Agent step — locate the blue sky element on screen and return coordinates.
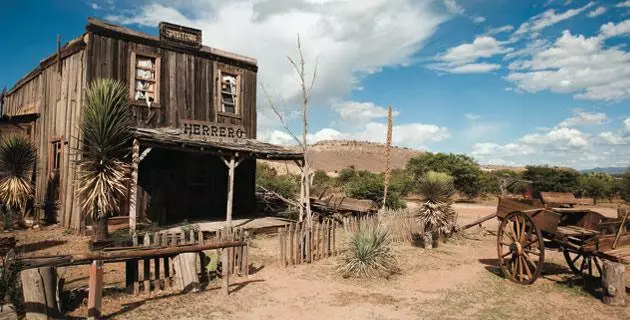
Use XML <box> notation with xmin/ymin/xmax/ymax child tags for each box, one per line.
<box><xmin>1</xmin><ymin>0</ymin><xmax>630</xmax><ymax>169</ymax></box>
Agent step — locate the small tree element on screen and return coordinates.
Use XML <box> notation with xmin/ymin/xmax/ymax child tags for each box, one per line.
<box><xmin>622</xmin><ymin>169</ymin><xmax>630</xmax><ymax>202</ymax></box>
<box><xmin>406</xmin><ymin>153</ymin><xmax>482</xmax><ymax>198</ymax></box>
<box><xmin>0</xmin><ymin>136</ymin><xmax>36</xmax><ymax>228</ymax></box>
<box><xmin>415</xmin><ymin>171</ymin><xmax>456</xmax><ymax>248</ymax></box>
<box><xmin>77</xmin><ymin>79</ymin><xmax>132</xmax><ymax>242</ymax></box>
<box><xmin>578</xmin><ymin>172</ymin><xmax>614</xmax><ymax>204</ymax></box>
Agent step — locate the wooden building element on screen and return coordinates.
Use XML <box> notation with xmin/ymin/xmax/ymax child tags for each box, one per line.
<box><xmin>0</xmin><ymin>18</ymin><xmax>303</xmax><ymax>231</ymax></box>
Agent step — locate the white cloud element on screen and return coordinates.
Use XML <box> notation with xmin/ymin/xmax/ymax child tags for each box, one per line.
<box><xmin>465</xmin><ymin>113</ymin><xmax>480</xmax><ymax>120</ymax></box>
<box><xmin>599</xmin><ymin>131</ymin><xmax>628</xmax><ymax>145</ymax></box>
<box><xmin>443</xmin><ymin>0</ymin><xmax>465</xmax><ymax>15</ymax></box>
<box><xmin>506</xmin><ymin>25</ymin><xmax>630</xmax><ymax>101</ymax></box>
<box><xmin>472</xmin><ymin>16</ymin><xmax>486</xmax><ymax>24</ymax></box>
<box><xmin>587</xmin><ymin>6</ymin><xmax>607</xmax><ymax>18</ymax></box>
<box><xmin>107</xmin><ymin>0</ymin><xmax>447</xmax><ymax>120</ymax></box>
<box><xmin>331</xmin><ymin>100</ymin><xmax>398</xmax><ymax>123</ymax></box>
<box><xmin>624</xmin><ymin>118</ymin><xmax>630</xmax><ymax>132</ymax></box>
<box><xmin>486</xmin><ymin>25</ymin><xmax>514</xmax><ymax>35</ymax></box>
<box><xmin>512</xmin><ymin>2</ymin><xmax>595</xmax><ymax>39</ymax></box>
<box><xmin>599</xmin><ymin>19</ymin><xmax>630</xmax><ymax>39</ymax></box>
<box><xmin>90</xmin><ymin>3</ymin><xmax>101</xmax><ymax>10</ymax></box>
<box><xmin>429</xmin><ymin>36</ymin><xmax>511</xmax><ymax>73</ymax></box>
<box><xmin>617</xmin><ymin>1</ymin><xmax>630</xmax><ymax>8</ymax></box>
<box><xmin>557</xmin><ymin>111</ymin><xmax>607</xmax><ymax>127</ymax></box>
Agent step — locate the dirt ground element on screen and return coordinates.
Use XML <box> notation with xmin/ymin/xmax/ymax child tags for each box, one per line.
<box><xmin>4</xmin><ymin>203</ymin><xmax>630</xmax><ymax>319</ymax></box>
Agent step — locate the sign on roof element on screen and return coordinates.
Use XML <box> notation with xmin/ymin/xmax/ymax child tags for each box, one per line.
<box><xmin>159</xmin><ymin>22</ymin><xmax>202</xmax><ymax>48</ymax></box>
<box><xmin>181</xmin><ymin>119</ymin><xmax>247</xmax><ymax>141</ymax></box>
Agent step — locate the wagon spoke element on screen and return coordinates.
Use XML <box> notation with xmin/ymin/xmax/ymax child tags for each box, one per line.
<box><xmin>521</xmin><ymin>256</ymin><xmax>533</xmax><ymax>280</ymax></box>
<box><xmin>594</xmin><ymin>257</ymin><xmax>603</xmax><ymax>276</ymax></box>
<box><xmin>588</xmin><ymin>257</ymin><xmax>593</xmax><ymax>277</ymax></box>
<box><xmin>571</xmin><ymin>253</ymin><xmax>581</xmax><ymax>264</ymax></box>
<box><xmin>522</xmin><ymin>239</ymin><xmax>538</xmax><ymax>249</ymax></box>
<box><xmin>502</xmin><ymin>251</ymin><xmax>513</xmax><ymax>258</ymax></box>
<box><xmin>524</xmin><ymin>249</ymin><xmax>540</xmax><ymax>256</ymax></box>
<box><xmin>579</xmin><ymin>257</ymin><xmax>587</xmax><ymax>273</ymax></box>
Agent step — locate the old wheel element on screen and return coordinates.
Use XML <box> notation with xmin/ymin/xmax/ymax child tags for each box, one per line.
<box><xmin>562</xmin><ymin>248</ymin><xmax>602</xmax><ymax>279</ymax></box>
<box><xmin>497</xmin><ymin>211</ymin><xmax>545</xmax><ymax>285</ymax></box>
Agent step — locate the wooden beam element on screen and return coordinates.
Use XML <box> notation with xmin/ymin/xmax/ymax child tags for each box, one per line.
<box><xmin>139</xmin><ymin>147</ymin><xmax>153</xmax><ymax>162</ymax></box>
<box><xmin>57</xmin><ymin>34</ymin><xmax>62</xmax><ymax>73</ymax></box>
<box><xmin>129</xmin><ymin>138</ymin><xmax>140</xmax><ymax>233</ymax></box>
<box><xmin>226</xmin><ymin>156</ymin><xmax>236</xmax><ymax>230</ymax></box>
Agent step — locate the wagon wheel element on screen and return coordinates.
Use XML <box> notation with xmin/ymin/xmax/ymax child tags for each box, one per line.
<box><xmin>562</xmin><ymin>248</ymin><xmax>603</xmax><ymax>279</ymax></box>
<box><xmin>497</xmin><ymin>211</ymin><xmax>545</xmax><ymax>285</ymax></box>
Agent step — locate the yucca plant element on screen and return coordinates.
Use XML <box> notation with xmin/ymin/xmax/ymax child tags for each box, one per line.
<box><xmin>0</xmin><ymin>136</ymin><xmax>36</xmax><ymax>229</ymax></box>
<box><xmin>338</xmin><ymin>220</ymin><xmax>398</xmax><ymax>278</ymax></box>
<box><xmin>416</xmin><ymin>171</ymin><xmax>457</xmax><ymax>248</ymax></box>
<box><xmin>77</xmin><ymin>79</ymin><xmax>132</xmax><ymax>241</ymax></box>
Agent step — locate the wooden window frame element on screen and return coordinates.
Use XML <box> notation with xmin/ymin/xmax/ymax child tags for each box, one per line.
<box><xmin>215</xmin><ymin>66</ymin><xmax>242</xmax><ymax>119</ymax></box>
<box><xmin>48</xmin><ymin>136</ymin><xmax>64</xmax><ymax>203</ymax></box>
<box><xmin>129</xmin><ymin>50</ymin><xmax>161</xmax><ymax>107</ymax></box>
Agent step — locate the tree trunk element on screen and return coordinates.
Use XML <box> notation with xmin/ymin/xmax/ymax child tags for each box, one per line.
<box><xmin>172</xmin><ymin>252</ymin><xmax>199</xmax><ymax>293</ymax></box>
<box><xmin>92</xmin><ymin>217</ymin><xmax>108</xmax><ymax>242</ymax></box>
<box><xmin>602</xmin><ymin>260</ymin><xmax>626</xmax><ymax>306</ymax></box>
<box><xmin>20</xmin><ymin>267</ymin><xmax>62</xmax><ymax>320</ymax></box>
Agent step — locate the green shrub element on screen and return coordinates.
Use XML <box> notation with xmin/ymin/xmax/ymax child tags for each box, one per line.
<box><xmin>338</xmin><ymin>221</ymin><xmax>398</xmax><ymax>278</ymax></box>
<box><xmin>406</xmin><ymin>153</ymin><xmax>482</xmax><ymax>198</ymax></box>
<box><xmin>344</xmin><ymin>171</ymin><xmax>406</xmax><ymax>209</ymax></box>
<box><xmin>311</xmin><ymin>170</ymin><xmax>332</xmax><ymax>196</ymax></box>
<box><xmin>415</xmin><ymin>171</ymin><xmax>457</xmax><ymax>247</ymax></box>
<box><xmin>256</xmin><ymin>162</ymin><xmax>299</xmax><ymax>199</ymax></box>
<box><xmin>522</xmin><ymin>165</ymin><xmax>580</xmax><ymax>195</ymax></box>
<box><xmin>621</xmin><ymin>169</ymin><xmax>630</xmax><ymax>202</ymax></box>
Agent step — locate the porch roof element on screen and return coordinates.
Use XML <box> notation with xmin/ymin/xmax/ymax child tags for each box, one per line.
<box><xmin>132</xmin><ymin>127</ymin><xmax>304</xmax><ymax>161</ymax></box>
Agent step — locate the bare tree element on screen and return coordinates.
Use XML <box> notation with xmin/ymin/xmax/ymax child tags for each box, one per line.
<box><xmin>262</xmin><ymin>34</ymin><xmax>318</xmax><ymax>230</ymax></box>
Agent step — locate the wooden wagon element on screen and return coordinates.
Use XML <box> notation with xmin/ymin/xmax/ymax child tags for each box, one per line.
<box><xmin>495</xmin><ymin>195</ymin><xmax>630</xmax><ymax>285</ymax></box>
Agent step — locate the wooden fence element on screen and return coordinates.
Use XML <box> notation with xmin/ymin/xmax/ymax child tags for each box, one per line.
<box><xmin>125</xmin><ymin>227</ymin><xmax>249</xmax><ymax>295</ymax></box>
<box><xmin>278</xmin><ymin>213</ymin><xmax>419</xmax><ymax>266</ymax></box>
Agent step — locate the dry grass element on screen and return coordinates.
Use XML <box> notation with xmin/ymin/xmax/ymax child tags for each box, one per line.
<box><xmin>378</xmin><ymin>208</ymin><xmax>422</xmax><ymax>244</ymax></box>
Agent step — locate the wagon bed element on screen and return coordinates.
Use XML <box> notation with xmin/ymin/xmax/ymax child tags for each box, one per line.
<box><xmin>495</xmin><ymin>196</ymin><xmax>630</xmax><ymax>285</ymax></box>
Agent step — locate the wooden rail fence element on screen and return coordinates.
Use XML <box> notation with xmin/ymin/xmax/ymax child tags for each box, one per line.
<box><xmin>124</xmin><ymin>227</ymin><xmax>249</xmax><ymax>295</ymax></box>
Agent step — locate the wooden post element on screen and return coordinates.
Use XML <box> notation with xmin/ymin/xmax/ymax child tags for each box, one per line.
<box><xmin>143</xmin><ymin>233</ymin><xmax>151</xmax><ymax>294</ymax></box>
<box><xmin>172</xmin><ymin>253</ymin><xmax>200</xmax><ymax>293</ymax></box>
<box><xmin>602</xmin><ymin>260</ymin><xmax>627</xmax><ymax>306</ymax></box>
<box><xmin>20</xmin><ymin>267</ymin><xmax>61</xmax><ymax>320</ymax></box>
<box><xmin>129</xmin><ymin>138</ymin><xmax>140</xmax><ymax>233</ymax></box>
<box><xmin>244</xmin><ymin>231</ymin><xmax>250</xmax><ymax>277</ymax></box>
<box><xmin>221</xmin><ymin>245</ymin><xmax>229</xmax><ymax>295</ymax></box>
<box><xmin>87</xmin><ymin>261</ymin><xmax>104</xmax><ymax>320</ymax></box>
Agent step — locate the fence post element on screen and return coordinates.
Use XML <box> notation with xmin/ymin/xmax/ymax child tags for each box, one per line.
<box><xmin>87</xmin><ymin>260</ymin><xmax>104</xmax><ymax>320</ymax></box>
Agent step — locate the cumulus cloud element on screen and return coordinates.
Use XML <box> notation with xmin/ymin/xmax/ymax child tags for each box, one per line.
<box><xmin>331</xmin><ymin>100</ymin><xmax>398</xmax><ymax>123</ymax></box>
<box><xmin>107</xmin><ymin>0</ymin><xmax>447</xmax><ymax>112</ymax></box>
<box><xmin>429</xmin><ymin>36</ymin><xmax>511</xmax><ymax>73</ymax></box>
<box><xmin>472</xmin><ymin>16</ymin><xmax>486</xmax><ymax>24</ymax></box>
<box><xmin>486</xmin><ymin>25</ymin><xmax>514</xmax><ymax>35</ymax></box>
<box><xmin>617</xmin><ymin>1</ymin><xmax>630</xmax><ymax>8</ymax></box>
<box><xmin>512</xmin><ymin>2</ymin><xmax>594</xmax><ymax>39</ymax></box>
<box><xmin>443</xmin><ymin>0</ymin><xmax>465</xmax><ymax>15</ymax></box>
<box><xmin>557</xmin><ymin>111</ymin><xmax>607</xmax><ymax>127</ymax></box>
<box><xmin>506</xmin><ymin>22</ymin><xmax>630</xmax><ymax>101</ymax></box>
<box><xmin>587</xmin><ymin>6</ymin><xmax>607</xmax><ymax>18</ymax></box>
<box><xmin>264</xmin><ymin>121</ymin><xmax>450</xmax><ymax>149</ymax></box>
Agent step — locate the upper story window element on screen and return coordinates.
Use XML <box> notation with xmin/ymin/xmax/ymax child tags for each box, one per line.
<box><xmin>130</xmin><ymin>51</ymin><xmax>161</xmax><ymax>106</ymax></box>
<box><xmin>217</xmin><ymin>67</ymin><xmax>241</xmax><ymax>117</ymax></box>
<box><xmin>221</xmin><ymin>73</ymin><xmax>238</xmax><ymax>114</ymax></box>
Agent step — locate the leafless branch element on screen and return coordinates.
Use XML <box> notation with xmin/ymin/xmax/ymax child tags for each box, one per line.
<box><xmin>260</xmin><ymin>84</ymin><xmax>302</xmax><ymax>146</ymax></box>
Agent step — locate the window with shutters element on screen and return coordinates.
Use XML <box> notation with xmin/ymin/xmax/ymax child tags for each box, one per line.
<box><xmin>129</xmin><ymin>51</ymin><xmax>161</xmax><ymax>106</ymax></box>
<box><xmin>48</xmin><ymin>138</ymin><xmax>63</xmax><ymax>201</ymax></box>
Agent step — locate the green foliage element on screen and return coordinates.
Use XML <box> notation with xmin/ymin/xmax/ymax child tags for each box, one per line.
<box><xmin>577</xmin><ymin>172</ymin><xmax>615</xmax><ymax>204</ymax></box>
<box><xmin>0</xmin><ymin>136</ymin><xmax>36</xmax><ymax>214</ymax></box>
<box><xmin>77</xmin><ymin>79</ymin><xmax>133</xmax><ymax>220</ymax></box>
<box><xmin>337</xmin><ymin>165</ymin><xmax>357</xmax><ymax>186</ymax></box>
<box><xmin>338</xmin><ymin>221</ymin><xmax>398</xmax><ymax>278</ymax></box>
<box><xmin>311</xmin><ymin>170</ymin><xmax>332</xmax><ymax>196</ymax></box>
<box><xmin>406</xmin><ymin>153</ymin><xmax>483</xmax><ymax>198</ymax></box>
<box><xmin>256</xmin><ymin>162</ymin><xmax>299</xmax><ymax>199</ymax></box>
<box><xmin>479</xmin><ymin>171</ymin><xmax>501</xmax><ymax>194</ymax></box>
<box><xmin>522</xmin><ymin>165</ymin><xmax>580</xmax><ymax>195</ymax></box>
<box><xmin>343</xmin><ymin>169</ymin><xmax>406</xmax><ymax>209</ymax></box>
<box><xmin>622</xmin><ymin>169</ymin><xmax>630</xmax><ymax>202</ymax></box>
<box><xmin>416</xmin><ymin>171</ymin><xmax>457</xmax><ymax>238</ymax></box>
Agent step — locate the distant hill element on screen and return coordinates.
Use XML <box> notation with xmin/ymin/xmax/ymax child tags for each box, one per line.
<box><xmin>581</xmin><ymin>167</ymin><xmax>628</xmax><ymax>175</ymax></box>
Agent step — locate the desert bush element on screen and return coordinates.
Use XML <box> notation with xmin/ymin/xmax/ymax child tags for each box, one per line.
<box><xmin>415</xmin><ymin>171</ymin><xmax>457</xmax><ymax>248</ymax></box>
<box><xmin>311</xmin><ymin>170</ymin><xmax>332</xmax><ymax>196</ymax></box>
<box><xmin>577</xmin><ymin>172</ymin><xmax>615</xmax><ymax>204</ymax></box>
<box><xmin>256</xmin><ymin>162</ymin><xmax>299</xmax><ymax>199</ymax></box>
<box><xmin>339</xmin><ymin>220</ymin><xmax>398</xmax><ymax>278</ymax></box>
<box><xmin>344</xmin><ymin>171</ymin><xmax>406</xmax><ymax>209</ymax></box>
<box><xmin>522</xmin><ymin>165</ymin><xmax>580</xmax><ymax>195</ymax></box>
<box><xmin>0</xmin><ymin>136</ymin><xmax>36</xmax><ymax>227</ymax></box>
<box><xmin>406</xmin><ymin>153</ymin><xmax>482</xmax><ymax>198</ymax></box>
<box><xmin>621</xmin><ymin>169</ymin><xmax>630</xmax><ymax>202</ymax></box>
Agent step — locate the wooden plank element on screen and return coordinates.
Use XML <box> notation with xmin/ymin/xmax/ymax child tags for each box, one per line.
<box><xmin>288</xmin><ymin>223</ymin><xmax>294</xmax><ymax>266</ymax></box>
<box><xmin>87</xmin><ymin>261</ymin><xmax>104</xmax><ymax>320</ymax></box>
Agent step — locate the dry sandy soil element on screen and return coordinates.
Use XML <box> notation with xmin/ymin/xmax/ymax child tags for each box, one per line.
<box><xmin>4</xmin><ymin>203</ymin><xmax>630</xmax><ymax>319</ymax></box>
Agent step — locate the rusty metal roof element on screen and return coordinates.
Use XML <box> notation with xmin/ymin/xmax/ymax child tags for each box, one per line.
<box><xmin>132</xmin><ymin>127</ymin><xmax>303</xmax><ymax>160</ymax></box>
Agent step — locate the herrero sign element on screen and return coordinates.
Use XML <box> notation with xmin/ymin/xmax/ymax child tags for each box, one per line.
<box><xmin>159</xmin><ymin>22</ymin><xmax>202</xmax><ymax>48</ymax></box>
<box><xmin>182</xmin><ymin>120</ymin><xmax>247</xmax><ymax>141</ymax></box>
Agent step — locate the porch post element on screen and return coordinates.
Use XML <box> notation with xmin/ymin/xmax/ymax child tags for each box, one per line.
<box><xmin>129</xmin><ymin>138</ymin><xmax>139</xmax><ymax>233</ymax></box>
<box><xmin>226</xmin><ymin>156</ymin><xmax>236</xmax><ymax>230</ymax></box>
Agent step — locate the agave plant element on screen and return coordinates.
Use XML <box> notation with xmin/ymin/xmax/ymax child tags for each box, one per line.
<box><xmin>0</xmin><ymin>136</ymin><xmax>36</xmax><ymax>228</ymax></box>
<box><xmin>416</xmin><ymin>171</ymin><xmax>457</xmax><ymax>248</ymax></box>
<box><xmin>338</xmin><ymin>220</ymin><xmax>398</xmax><ymax>278</ymax></box>
<box><xmin>77</xmin><ymin>79</ymin><xmax>132</xmax><ymax>241</ymax></box>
